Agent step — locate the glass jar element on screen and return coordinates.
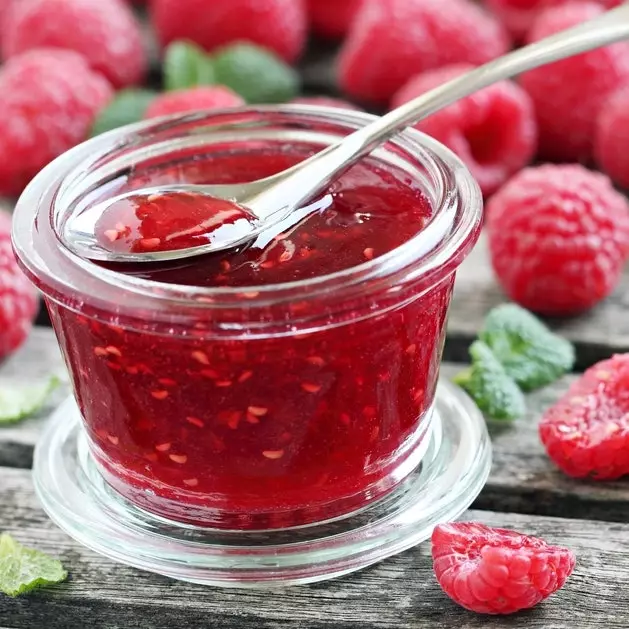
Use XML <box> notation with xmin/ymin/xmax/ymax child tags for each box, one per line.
<box><xmin>13</xmin><ymin>107</ymin><xmax>482</xmax><ymax>530</ymax></box>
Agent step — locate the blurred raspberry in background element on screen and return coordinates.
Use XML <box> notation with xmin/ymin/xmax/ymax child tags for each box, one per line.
<box><xmin>338</xmin><ymin>0</ymin><xmax>511</xmax><ymax>105</ymax></box>
<box><xmin>307</xmin><ymin>0</ymin><xmax>363</xmax><ymax>39</ymax></box>
<box><xmin>519</xmin><ymin>1</ymin><xmax>629</xmax><ymax>161</ymax></box>
<box><xmin>0</xmin><ymin>48</ymin><xmax>112</xmax><ymax>196</ymax></box>
<box><xmin>391</xmin><ymin>64</ymin><xmax>538</xmax><ymax>196</ymax></box>
<box><xmin>486</xmin><ymin>0</ymin><xmax>622</xmax><ymax>39</ymax></box>
<box><xmin>2</xmin><ymin>0</ymin><xmax>146</xmax><ymax>87</ymax></box>
<box><xmin>150</xmin><ymin>0</ymin><xmax>307</xmax><ymax>63</ymax></box>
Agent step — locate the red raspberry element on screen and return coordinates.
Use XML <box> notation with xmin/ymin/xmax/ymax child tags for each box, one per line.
<box><xmin>0</xmin><ymin>211</ymin><xmax>38</xmax><ymax>360</ymax></box>
<box><xmin>485</xmin><ymin>0</ymin><xmax>621</xmax><ymax>40</ymax></box>
<box><xmin>338</xmin><ymin>0</ymin><xmax>510</xmax><ymax>105</ymax></box>
<box><xmin>151</xmin><ymin>0</ymin><xmax>307</xmax><ymax>63</ymax></box>
<box><xmin>595</xmin><ymin>86</ymin><xmax>629</xmax><ymax>189</ymax></box>
<box><xmin>519</xmin><ymin>2</ymin><xmax>629</xmax><ymax>162</ymax></box>
<box><xmin>391</xmin><ymin>64</ymin><xmax>537</xmax><ymax>196</ymax></box>
<box><xmin>0</xmin><ymin>0</ymin><xmax>18</xmax><ymax>32</ymax></box>
<box><xmin>290</xmin><ymin>96</ymin><xmax>363</xmax><ymax>111</ymax></box>
<box><xmin>432</xmin><ymin>522</ymin><xmax>576</xmax><ymax>615</ymax></box>
<box><xmin>2</xmin><ymin>0</ymin><xmax>146</xmax><ymax>89</ymax></box>
<box><xmin>307</xmin><ymin>0</ymin><xmax>363</xmax><ymax>39</ymax></box>
<box><xmin>144</xmin><ymin>87</ymin><xmax>245</xmax><ymax>120</ymax></box>
<box><xmin>540</xmin><ymin>354</ymin><xmax>629</xmax><ymax>480</ymax></box>
<box><xmin>487</xmin><ymin>164</ymin><xmax>629</xmax><ymax>316</ymax></box>
<box><xmin>0</xmin><ymin>49</ymin><xmax>113</xmax><ymax>197</ymax></box>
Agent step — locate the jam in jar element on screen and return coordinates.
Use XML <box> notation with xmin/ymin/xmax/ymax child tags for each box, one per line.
<box><xmin>13</xmin><ymin>108</ymin><xmax>482</xmax><ymax>529</ymax></box>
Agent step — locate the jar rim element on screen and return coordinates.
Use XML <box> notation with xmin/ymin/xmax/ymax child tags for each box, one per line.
<box><xmin>12</xmin><ymin>105</ymin><xmax>482</xmax><ymax>315</ymax></box>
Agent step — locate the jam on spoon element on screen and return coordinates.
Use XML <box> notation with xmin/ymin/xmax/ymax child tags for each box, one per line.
<box><xmin>93</xmin><ymin>191</ymin><xmax>256</xmax><ymax>254</ymax></box>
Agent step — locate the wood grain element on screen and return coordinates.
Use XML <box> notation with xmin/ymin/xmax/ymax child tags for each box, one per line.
<box><xmin>2</xmin><ymin>328</ymin><xmax>628</xmax><ymax>522</ymax></box>
<box><xmin>0</xmin><ymin>466</ymin><xmax>626</xmax><ymax>629</ymax></box>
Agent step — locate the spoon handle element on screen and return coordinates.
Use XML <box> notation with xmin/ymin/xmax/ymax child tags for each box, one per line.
<box><xmin>253</xmin><ymin>2</ymin><xmax>629</xmax><ymax>215</ymax></box>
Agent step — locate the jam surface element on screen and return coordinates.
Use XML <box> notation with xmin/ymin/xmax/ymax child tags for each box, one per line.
<box><xmin>97</xmin><ymin>148</ymin><xmax>433</xmax><ymax>287</ymax></box>
<box><xmin>49</xmin><ymin>145</ymin><xmax>454</xmax><ymax>529</ymax></box>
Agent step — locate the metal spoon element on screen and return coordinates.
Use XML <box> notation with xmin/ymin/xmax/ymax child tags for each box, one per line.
<box><xmin>64</xmin><ymin>2</ymin><xmax>629</xmax><ymax>264</ymax></box>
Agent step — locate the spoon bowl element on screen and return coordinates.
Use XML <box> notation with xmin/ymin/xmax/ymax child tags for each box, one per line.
<box><xmin>66</xmin><ymin>177</ymin><xmax>336</xmax><ymax>263</ymax></box>
<box><xmin>62</xmin><ymin>2</ymin><xmax>629</xmax><ymax>264</ymax></box>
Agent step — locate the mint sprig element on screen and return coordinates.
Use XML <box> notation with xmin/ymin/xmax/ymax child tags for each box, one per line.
<box><xmin>160</xmin><ymin>40</ymin><xmax>300</xmax><ymax>104</ymax></box>
<box><xmin>91</xmin><ymin>89</ymin><xmax>158</xmax><ymax>137</ymax></box>
<box><xmin>164</xmin><ymin>41</ymin><xmax>216</xmax><ymax>91</ymax></box>
<box><xmin>0</xmin><ymin>534</ymin><xmax>67</xmax><ymax>597</ymax></box>
<box><xmin>212</xmin><ymin>43</ymin><xmax>300</xmax><ymax>104</ymax></box>
<box><xmin>454</xmin><ymin>304</ymin><xmax>575</xmax><ymax>421</ymax></box>
<box><xmin>0</xmin><ymin>375</ymin><xmax>60</xmax><ymax>424</ymax></box>
<box><xmin>480</xmin><ymin>304</ymin><xmax>575</xmax><ymax>391</ymax></box>
<box><xmin>454</xmin><ymin>341</ymin><xmax>526</xmax><ymax>421</ymax></box>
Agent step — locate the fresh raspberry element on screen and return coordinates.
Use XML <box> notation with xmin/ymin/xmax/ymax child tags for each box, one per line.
<box><xmin>595</xmin><ymin>86</ymin><xmax>629</xmax><ymax>189</ymax></box>
<box><xmin>487</xmin><ymin>164</ymin><xmax>629</xmax><ymax>316</ymax></box>
<box><xmin>391</xmin><ymin>64</ymin><xmax>537</xmax><ymax>196</ymax></box>
<box><xmin>307</xmin><ymin>0</ymin><xmax>363</xmax><ymax>39</ymax></box>
<box><xmin>2</xmin><ymin>0</ymin><xmax>146</xmax><ymax>89</ymax></box>
<box><xmin>0</xmin><ymin>49</ymin><xmax>113</xmax><ymax>197</ymax></box>
<box><xmin>0</xmin><ymin>0</ymin><xmax>18</xmax><ymax>33</ymax></box>
<box><xmin>485</xmin><ymin>0</ymin><xmax>621</xmax><ymax>40</ymax></box>
<box><xmin>290</xmin><ymin>96</ymin><xmax>363</xmax><ymax>111</ymax></box>
<box><xmin>519</xmin><ymin>2</ymin><xmax>629</xmax><ymax>162</ymax></box>
<box><xmin>432</xmin><ymin>522</ymin><xmax>576</xmax><ymax>615</ymax></box>
<box><xmin>0</xmin><ymin>211</ymin><xmax>38</xmax><ymax>360</ymax></box>
<box><xmin>338</xmin><ymin>0</ymin><xmax>510</xmax><ymax>105</ymax></box>
<box><xmin>540</xmin><ymin>354</ymin><xmax>629</xmax><ymax>479</ymax></box>
<box><xmin>144</xmin><ymin>87</ymin><xmax>245</xmax><ymax>120</ymax></box>
<box><xmin>151</xmin><ymin>0</ymin><xmax>307</xmax><ymax>63</ymax></box>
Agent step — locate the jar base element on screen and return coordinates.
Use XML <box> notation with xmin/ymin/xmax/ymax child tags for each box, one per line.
<box><xmin>33</xmin><ymin>379</ymin><xmax>491</xmax><ymax>588</ymax></box>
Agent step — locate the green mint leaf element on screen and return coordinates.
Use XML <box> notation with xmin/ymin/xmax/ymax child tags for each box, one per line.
<box><xmin>0</xmin><ymin>534</ymin><xmax>67</xmax><ymax>597</ymax></box>
<box><xmin>454</xmin><ymin>340</ymin><xmax>526</xmax><ymax>421</ymax></box>
<box><xmin>91</xmin><ymin>89</ymin><xmax>158</xmax><ymax>137</ymax></box>
<box><xmin>164</xmin><ymin>40</ymin><xmax>216</xmax><ymax>91</ymax></box>
<box><xmin>0</xmin><ymin>375</ymin><xmax>60</xmax><ymax>424</ymax></box>
<box><xmin>480</xmin><ymin>304</ymin><xmax>575</xmax><ymax>391</ymax></box>
<box><xmin>211</xmin><ymin>43</ymin><xmax>300</xmax><ymax>104</ymax></box>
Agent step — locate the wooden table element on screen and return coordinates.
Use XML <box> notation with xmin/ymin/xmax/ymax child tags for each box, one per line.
<box><xmin>2</xmin><ymin>233</ymin><xmax>629</xmax><ymax>629</ymax></box>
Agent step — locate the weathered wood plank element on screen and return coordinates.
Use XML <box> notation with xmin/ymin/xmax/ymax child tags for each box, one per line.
<box><xmin>0</xmin><ymin>466</ymin><xmax>626</xmax><ymax>629</ymax></box>
<box><xmin>2</xmin><ymin>328</ymin><xmax>629</xmax><ymax>522</ymax></box>
<box><xmin>0</xmin><ymin>328</ymin><xmax>65</xmax><ymax>469</ymax></box>
<box><xmin>446</xmin><ymin>233</ymin><xmax>629</xmax><ymax>369</ymax></box>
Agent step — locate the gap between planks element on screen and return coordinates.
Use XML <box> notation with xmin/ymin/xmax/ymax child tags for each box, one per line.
<box><xmin>1</xmin><ymin>465</ymin><xmax>628</xmax><ymax>629</ymax></box>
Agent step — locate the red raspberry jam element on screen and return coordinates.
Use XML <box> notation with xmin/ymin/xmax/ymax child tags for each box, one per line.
<box><xmin>94</xmin><ymin>192</ymin><xmax>255</xmax><ymax>254</ymax></box>
<box><xmin>14</xmin><ymin>110</ymin><xmax>482</xmax><ymax>530</ymax></box>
